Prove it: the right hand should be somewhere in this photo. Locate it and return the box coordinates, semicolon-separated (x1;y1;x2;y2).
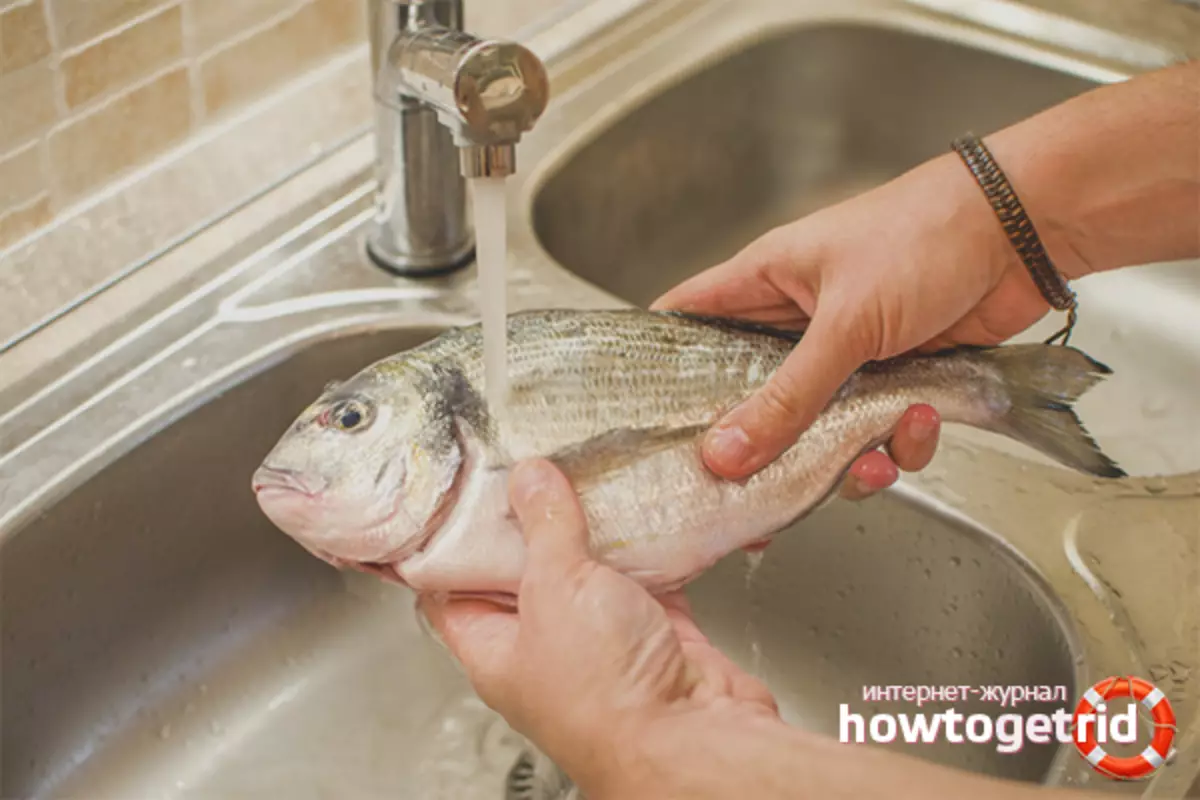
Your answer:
652;147;1078;481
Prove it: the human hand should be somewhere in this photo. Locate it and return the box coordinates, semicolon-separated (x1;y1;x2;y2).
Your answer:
653;147;1072;482
420;459;780;799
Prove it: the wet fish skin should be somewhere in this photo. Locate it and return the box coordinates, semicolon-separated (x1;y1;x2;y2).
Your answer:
252;308;1124;599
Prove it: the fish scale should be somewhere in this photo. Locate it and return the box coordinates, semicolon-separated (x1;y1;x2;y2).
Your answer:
254;308;1126;598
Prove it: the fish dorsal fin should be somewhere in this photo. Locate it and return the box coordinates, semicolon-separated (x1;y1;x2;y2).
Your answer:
548;424;708;490
657;311;804;342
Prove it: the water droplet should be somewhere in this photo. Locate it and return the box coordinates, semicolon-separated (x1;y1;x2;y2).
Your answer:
209;720;223;735
199;684;209;695
1145;477;1169;495
158;724;172;740
950;647;963;659
949;556;961;567
1140;395;1171;419
855;524;866;535
995;648;1005;659
922;568;932;580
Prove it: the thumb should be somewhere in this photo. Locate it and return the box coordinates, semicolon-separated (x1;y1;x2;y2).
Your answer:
509;459;592;580
703;310;866;479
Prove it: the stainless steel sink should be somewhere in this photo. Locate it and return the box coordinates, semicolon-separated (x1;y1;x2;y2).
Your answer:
3;330;529;799
532;24;1093;307
1;322;1075;795
2;1;1196;797
692;491;1076;783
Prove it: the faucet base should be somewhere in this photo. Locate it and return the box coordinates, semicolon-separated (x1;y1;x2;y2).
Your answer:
364;236;475;278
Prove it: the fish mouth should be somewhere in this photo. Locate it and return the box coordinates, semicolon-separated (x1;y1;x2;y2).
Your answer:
252;464;322;497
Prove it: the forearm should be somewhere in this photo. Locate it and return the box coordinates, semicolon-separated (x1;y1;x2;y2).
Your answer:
610;712;1111;800
986;60;1200;279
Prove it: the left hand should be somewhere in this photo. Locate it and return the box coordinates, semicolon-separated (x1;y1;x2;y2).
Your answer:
839;404;941;501
420;459;779;798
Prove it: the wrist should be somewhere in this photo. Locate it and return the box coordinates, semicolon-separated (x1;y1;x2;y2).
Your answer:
978;125;1096;283
591;708;799;800
981;63;1200;278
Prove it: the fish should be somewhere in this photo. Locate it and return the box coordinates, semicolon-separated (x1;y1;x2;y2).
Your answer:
252;308;1125;601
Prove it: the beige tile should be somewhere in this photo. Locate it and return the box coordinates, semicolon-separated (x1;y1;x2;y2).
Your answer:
49;0;171;49
48;67;191;201
0;140;45;208
62;4;183;108
0;0;50;75
0;61;56;151
187;0;301;55
199;0;364;118
0;194;50;247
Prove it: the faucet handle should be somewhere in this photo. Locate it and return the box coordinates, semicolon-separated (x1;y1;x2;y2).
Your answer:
382;27;550;149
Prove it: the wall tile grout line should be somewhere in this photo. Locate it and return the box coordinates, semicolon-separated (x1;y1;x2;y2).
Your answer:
52;0;177;58
178;0;205;128
40;0;70;121
193;0;313;62
2;44;368;255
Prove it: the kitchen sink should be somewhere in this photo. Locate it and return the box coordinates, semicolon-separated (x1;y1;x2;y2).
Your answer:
532;23;1093;308
2;1;1194;797
1;323;1076;796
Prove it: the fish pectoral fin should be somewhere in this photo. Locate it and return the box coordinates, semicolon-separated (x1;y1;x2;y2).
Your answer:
548;424;708;490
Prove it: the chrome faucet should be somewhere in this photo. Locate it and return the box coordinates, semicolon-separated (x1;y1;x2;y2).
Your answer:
366;0;550;275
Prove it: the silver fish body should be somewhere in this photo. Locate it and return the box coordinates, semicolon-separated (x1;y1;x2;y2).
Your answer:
253;309;1124;599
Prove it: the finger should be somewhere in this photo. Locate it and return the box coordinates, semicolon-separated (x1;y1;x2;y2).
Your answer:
702;309;867;479
840;449;899;500
887;404;941;472
650;229;803;320
509;459;592;579
419;596;518;692
657;590;695;622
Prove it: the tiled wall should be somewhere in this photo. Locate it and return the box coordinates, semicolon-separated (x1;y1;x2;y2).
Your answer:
0;0;366;249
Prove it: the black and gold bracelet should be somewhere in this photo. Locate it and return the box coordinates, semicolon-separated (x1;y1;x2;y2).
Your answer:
950;133;1078;345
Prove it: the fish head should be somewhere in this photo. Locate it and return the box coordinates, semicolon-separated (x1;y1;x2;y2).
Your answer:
252;365;462;567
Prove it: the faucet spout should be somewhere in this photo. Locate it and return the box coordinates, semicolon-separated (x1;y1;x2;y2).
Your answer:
365;0;548;274
380;28;549;155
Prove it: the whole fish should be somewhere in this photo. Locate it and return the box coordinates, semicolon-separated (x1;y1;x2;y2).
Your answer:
252;308;1124;600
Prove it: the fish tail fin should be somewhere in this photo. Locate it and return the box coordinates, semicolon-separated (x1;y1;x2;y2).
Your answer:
973;344;1126;479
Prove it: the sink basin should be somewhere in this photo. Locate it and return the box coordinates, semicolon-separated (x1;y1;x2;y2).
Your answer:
2;323;1076;797
533;24;1093;307
2;329;539;799
691;493;1075;782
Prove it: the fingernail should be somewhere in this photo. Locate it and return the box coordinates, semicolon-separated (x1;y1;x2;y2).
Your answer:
706;424;753;473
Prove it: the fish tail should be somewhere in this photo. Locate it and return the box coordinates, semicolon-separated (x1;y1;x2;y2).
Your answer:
972;345;1126;478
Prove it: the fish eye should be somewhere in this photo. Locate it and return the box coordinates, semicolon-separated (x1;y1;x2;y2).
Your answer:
325;398;372;432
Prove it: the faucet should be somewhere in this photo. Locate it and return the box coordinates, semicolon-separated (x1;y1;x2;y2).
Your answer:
366;0;550;275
